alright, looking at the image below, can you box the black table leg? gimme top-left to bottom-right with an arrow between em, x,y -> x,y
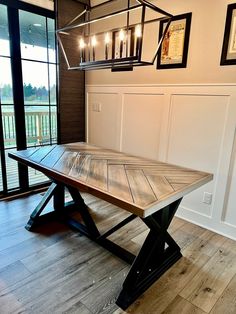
67,185 -> 101,239
25,182 -> 58,230
25,182 -> 74,230
53,183 -> 65,212
116,198 -> 182,310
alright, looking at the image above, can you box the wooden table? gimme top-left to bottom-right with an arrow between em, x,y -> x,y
9,142 -> 213,310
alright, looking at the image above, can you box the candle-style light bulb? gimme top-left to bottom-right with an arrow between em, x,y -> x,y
79,38 -> 85,49
105,32 -> 110,60
105,33 -> 110,44
135,24 -> 142,57
91,35 -> 97,47
91,35 -> 96,61
119,29 -> 125,58
79,37 -> 85,63
135,24 -> 142,38
119,29 -> 125,41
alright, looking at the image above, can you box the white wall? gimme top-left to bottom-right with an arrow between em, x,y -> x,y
86,84 -> 236,240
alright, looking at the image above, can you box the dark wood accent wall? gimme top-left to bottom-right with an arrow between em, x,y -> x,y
56,0 -> 85,144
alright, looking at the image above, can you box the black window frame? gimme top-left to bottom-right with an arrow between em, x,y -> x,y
0,0 -> 58,198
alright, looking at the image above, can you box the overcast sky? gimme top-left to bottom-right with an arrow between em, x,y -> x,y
0,39 -> 56,88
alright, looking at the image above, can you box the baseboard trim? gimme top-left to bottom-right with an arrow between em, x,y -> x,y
177,206 -> 236,241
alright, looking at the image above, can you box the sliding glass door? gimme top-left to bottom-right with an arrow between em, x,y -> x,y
0,1 -> 57,197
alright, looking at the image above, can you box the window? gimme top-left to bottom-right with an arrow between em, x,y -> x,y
0,1 -> 57,196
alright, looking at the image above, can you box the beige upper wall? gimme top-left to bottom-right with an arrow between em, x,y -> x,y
20,0 -> 54,10
86,0 -> 236,85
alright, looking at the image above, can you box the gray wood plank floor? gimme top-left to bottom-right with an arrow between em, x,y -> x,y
0,192 -> 235,314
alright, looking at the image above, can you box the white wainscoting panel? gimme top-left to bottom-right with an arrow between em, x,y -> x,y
87,92 -> 120,150
166,94 -> 229,217
86,84 -> 236,240
121,93 -> 164,159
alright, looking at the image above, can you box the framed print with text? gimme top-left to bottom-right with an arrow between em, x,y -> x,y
221,3 -> 236,65
157,13 -> 192,69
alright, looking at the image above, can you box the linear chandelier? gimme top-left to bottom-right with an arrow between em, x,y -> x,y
56,0 -> 173,71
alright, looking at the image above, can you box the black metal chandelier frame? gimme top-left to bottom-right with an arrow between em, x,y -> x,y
56,0 -> 173,71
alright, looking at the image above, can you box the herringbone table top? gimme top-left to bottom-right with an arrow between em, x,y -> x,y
9,143 -> 213,217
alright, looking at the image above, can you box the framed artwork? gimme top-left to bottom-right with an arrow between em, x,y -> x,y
157,13 -> 192,69
112,28 -> 135,59
220,3 -> 236,65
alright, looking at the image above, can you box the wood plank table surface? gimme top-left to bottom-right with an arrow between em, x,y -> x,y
9,142 -> 213,310
9,142 -> 212,217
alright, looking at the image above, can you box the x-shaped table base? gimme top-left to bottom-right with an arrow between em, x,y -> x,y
25,181 -> 182,310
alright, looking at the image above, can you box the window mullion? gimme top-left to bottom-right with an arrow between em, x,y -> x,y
46,17 -> 52,145
0,103 -> 8,192
8,6 -> 29,190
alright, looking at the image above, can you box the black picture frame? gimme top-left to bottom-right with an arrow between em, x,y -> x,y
220,3 -> 236,66
157,13 -> 192,69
